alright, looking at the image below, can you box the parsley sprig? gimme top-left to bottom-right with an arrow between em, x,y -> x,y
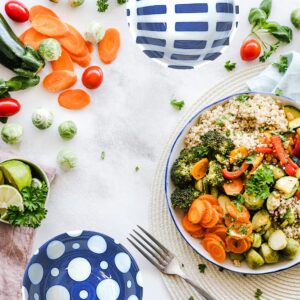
255,288 -> 263,299
224,60 -> 236,72
198,263 -> 207,273
171,99 -> 185,110
273,55 -> 289,73
97,0 -> 126,12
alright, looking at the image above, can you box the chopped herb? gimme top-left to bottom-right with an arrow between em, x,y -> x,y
239,225 -> 249,235
198,263 -> 207,273
97,0 -> 109,12
188,297 -> 195,300
235,94 -> 249,103
216,115 -> 227,126
224,60 -> 236,71
225,129 -> 230,137
259,42 -> 280,63
229,112 -> 235,116
283,207 -> 292,220
275,88 -> 283,96
233,194 -> 245,211
171,99 -> 185,110
117,0 -> 126,4
255,288 -> 263,300
280,135 -> 287,142
273,55 -> 289,73
181,263 -> 185,268
135,166 -> 140,172
101,151 -> 105,160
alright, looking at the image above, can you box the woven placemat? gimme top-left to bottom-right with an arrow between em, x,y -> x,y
150,64 -> 300,300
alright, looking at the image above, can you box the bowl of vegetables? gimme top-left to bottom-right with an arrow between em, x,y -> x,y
165,92 -> 300,274
0,158 -> 49,228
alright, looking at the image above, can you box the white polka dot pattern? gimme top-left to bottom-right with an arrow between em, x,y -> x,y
46,241 -> 65,260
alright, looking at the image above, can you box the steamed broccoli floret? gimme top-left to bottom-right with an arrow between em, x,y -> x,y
171,186 -> 201,210
171,145 -> 209,188
201,130 -> 234,155
206,161 -> 224,187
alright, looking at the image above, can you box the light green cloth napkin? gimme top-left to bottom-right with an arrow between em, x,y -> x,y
247,51 -> 300,101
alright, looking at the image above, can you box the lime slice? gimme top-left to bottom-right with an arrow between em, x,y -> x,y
0,185 -> 23,221
0,160 -> 32,191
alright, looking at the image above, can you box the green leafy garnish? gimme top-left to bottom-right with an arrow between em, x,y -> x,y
255,288 -> 263,299
235,94 -> 249,103
224,60 -> 236,71
135,166 -> 140,172
198,264 -> 207,273
6,182 -> 48,229
97,0 -> 109,12
275,88 -> 283,96
101,151 -> 105,160
273,55 -> 288,73
233,194 -> 245,211
171,99 -> 185,110
117,0 -> 126,3
216,115 -> 227,126
259,42 -> 280,63
188,297 -> 195,300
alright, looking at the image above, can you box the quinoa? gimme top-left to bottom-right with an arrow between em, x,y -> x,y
185,94 -> 288,150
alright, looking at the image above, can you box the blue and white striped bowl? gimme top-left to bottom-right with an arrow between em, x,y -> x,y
127,0 -> 239,69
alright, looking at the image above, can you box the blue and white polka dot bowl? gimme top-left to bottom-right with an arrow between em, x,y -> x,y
22,231 -> 143,300
127,0 -> 239,69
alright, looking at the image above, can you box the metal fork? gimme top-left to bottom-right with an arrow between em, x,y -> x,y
128,226 -> 216,300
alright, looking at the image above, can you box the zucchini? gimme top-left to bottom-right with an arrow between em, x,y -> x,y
284,105 -> 300,121
268,230 -> 287,251
0,14 -> 44,77
289,117 -> 300,130
275,176 -> 299,198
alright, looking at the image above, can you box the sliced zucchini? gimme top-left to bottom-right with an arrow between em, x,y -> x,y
289,117 -> 300,129
284,105 -> 300,121
260,243 -> 279,263
268,230 -> 287,251
218,195 -> 231,215
275,176 -> 299,198
269,165 -> 285,179
266,191 -> 281,211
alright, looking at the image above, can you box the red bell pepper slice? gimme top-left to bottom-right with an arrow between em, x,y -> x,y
287,157 -> 299,170
255,146 -> 273,154
285,163 -> 297,177
293,139 -> 300,158
271,135 -> 288,166
222,162 -> 249,180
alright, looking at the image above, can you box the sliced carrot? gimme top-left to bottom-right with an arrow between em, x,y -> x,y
182,214 -> 203,233
58,89 -> 91,110
226,236 -> 251,254
224,215 -> 235,227
188,199 -> 206,224
43,71 -> 77,93
207,224 -> 227,241
226,202 -> 250,223
29,5 -> 58,22
70,53 -> 91,68
213,205 -> 224,219
202,237 -> 224,252
191,158 -> 208,180
198,194 -> 218,205
51,49 -> 74,72
201,208 -> 219,228
191,230 -> 205,239
32,14 -> 68,37
98,28 -> 120,64
200,200 -> 213,224
86,41 -> 94,53
21,28 -> 47,50
204,233 -> 224,245
223,178 -> 244,196
209,242 -> 226,263
19,28 -> 30,43
228,222 -> 253,237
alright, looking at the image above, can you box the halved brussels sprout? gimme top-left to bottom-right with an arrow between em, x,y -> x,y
263,228 -> 275,241
282,238 -> 300,259
260,243 -> 279,263
252,210 -> 270,232
246,249 -> 265,269
269,165 -> 285,179
251,233 -> 262,248
268,230 -> 287,251
243,193 -> 264,210
266,191 -> 281,212
275,176 -> 299,198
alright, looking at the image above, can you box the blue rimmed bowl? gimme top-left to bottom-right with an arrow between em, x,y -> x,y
165,92 -> 300,274
22,231 -> 143,300
127,0 -> 239,69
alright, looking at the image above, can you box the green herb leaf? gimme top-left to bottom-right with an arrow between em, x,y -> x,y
255,288 -> 263,300
224,60 -> 236,71
233,194 -> 245,211
216,115 -> 227,126
262,22 -> 293,43
198,264 -> 207,273
135,166 -> 140,172
188,297 -> 195,300
273,55 -> 288,73
275,88 -> 283,96
171,99 -> 185,110
101,151 -> 105,160
235,94 -> 249,103
259,0 -> 272,18
248,8 -> 267,26
259,41 -> 280,62
97,0 -> 109,12
117,0 -> 126,4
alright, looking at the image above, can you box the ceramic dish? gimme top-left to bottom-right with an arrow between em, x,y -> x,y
22,230 -> 143,300
165,92 -> 300,275
127,0 -> 239,69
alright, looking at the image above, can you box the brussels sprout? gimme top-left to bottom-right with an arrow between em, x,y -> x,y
84,21 -> 105,44
291,9 -> 300,29
252,210 -> 270,232
282,238 -> 300,259
266,191 -> 281,212
269,165 -> 285,179
58,120 -> 77,140
218,195 -> 231,214
31,178 -> 42,189
1,123 -> 23,144
246,249 -> 265,269
260,243 -> 279,263
275,176 -> 299,198
57,149 -> 77,171
69,0 -> 85,7
263,228 -> 275,241
251,233 -> 262,248
243,193 -> 264,210
32,108 -> 54,130
268,230 -> 287,250
38,38 -> 62,61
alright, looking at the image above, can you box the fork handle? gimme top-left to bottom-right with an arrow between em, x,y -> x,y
182,277 -> 217,300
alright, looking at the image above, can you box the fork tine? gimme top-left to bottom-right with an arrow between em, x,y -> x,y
129,234 -> 168,266
137,225 -> 170,254
127,238 -> 163,271
132,229 -> 167,259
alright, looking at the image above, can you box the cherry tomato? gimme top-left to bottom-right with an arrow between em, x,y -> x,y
0,98 -> 21,117
82,66 -> 103,89
240,39 -> 262,61
5,1 -> 29,23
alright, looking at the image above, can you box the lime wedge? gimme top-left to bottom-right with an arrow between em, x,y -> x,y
0,185 -> 23,221
0,160 -> 32,191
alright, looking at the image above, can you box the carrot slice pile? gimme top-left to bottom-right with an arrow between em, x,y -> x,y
29,5 -> 58,21
51,49 -> 74,72
98,28 -> 120,64
32,14 -> 68,37
58,89 -> 91,110
202,233 -> 226,263
43,71 -> 77,93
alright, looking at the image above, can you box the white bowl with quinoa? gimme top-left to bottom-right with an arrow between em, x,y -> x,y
165,92 -> 300,275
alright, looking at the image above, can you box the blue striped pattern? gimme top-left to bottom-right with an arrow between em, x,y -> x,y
128,1 -> 239,69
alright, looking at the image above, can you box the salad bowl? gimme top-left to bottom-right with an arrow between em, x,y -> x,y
127,0 -> 239,69
165,92 -> 300,274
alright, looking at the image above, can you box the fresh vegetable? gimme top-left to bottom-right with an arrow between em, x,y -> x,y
268,229 -> 287,250
191,158 -> 208,180
243,193 -> 264,210
38,38 -> 62,62
170,99 -> 185,110
266,191 -> 281,211
274,176 -> 299,198
246,249 -> 264,268
97,0 -> 109,12
206,161 -> 224,187
58,120 -> 77,140
0,14 -> 45,77
171,186 -> 200,210
222,162 -> 249,180
252,233 -> 262,248
201,131 -> 234,156
284,105 -> 300,121
57,149 -> 77,171
43,70 -> 77,93
82,66 -> 103,89
260,243 -> 279,263
32,14 -> 68,37
229,147 -> 248,164
5,1 -> 29,23
51,48 -> 74,72
223,178 -> 243,195
0,98 -> 20,117
252,210 -> 271,233
31,178 -> 42,189
1,123 -> 23,144
20,28 -> 47,51
288,117 -> 300,130
291,9 -> 300,29
29,5 -> 58,21
32,108 -> 54,130
240,39 -> 261,61
69,0 -> 85,7
98,28 -> 120,64
282,238 -> 300,259
272,55 -> 289,73
58,89 -> 91,110
224,60 -> 236,71
84,21 -> 105,44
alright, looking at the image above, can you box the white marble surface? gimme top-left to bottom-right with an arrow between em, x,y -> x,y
1,0 -> 300,299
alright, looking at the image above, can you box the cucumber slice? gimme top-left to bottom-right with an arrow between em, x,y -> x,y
289,117 -> 300,129
266,191 -> 281,211
284,105 -> 300,121
275,176 -> 299,198
260,243 -> 279,263
268,230 -> 287,250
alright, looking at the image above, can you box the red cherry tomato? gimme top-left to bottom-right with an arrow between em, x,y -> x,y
5,1 -> 29,23
240,39 -> 262,61
0,98 -> 21,117
82,66 -> 103,89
